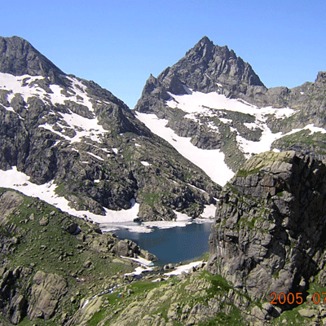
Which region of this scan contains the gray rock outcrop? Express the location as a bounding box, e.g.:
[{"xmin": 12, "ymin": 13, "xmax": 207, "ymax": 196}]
[
  {"xmin": 208, "ymin": 151, "xmax": 326, "ymax": 311},
  {"xmin": 27, "ymin": 271, "xmax": 67, "ymax": 320}
]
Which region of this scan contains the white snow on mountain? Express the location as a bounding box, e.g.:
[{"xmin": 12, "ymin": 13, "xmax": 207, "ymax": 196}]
[
  {"xmin": 0, "ymin": 73, "xmax": 45, "ymax": 103},
  {"xmin": 87, "ymin": 152, "xmax": 104, "ymax": 161},
  {"xmin": 135, "ymin": 112, "xmax": 234, "ymax": 186},
  {"xmin": 200, "ymin": 204, "xmax": 217, "ymax": 218},
  {"xmin": 0, "ymin": 72, "xmax": 109, "ymax": 145},
  {"xmin": 38, "ymin": 111, "xmax": 106, "ymax": 144},
  {"xmin": 0, "ymin": 73, "xmax": 95, "ymax": 111},
  {"xmin": 166, "ymin": 91, "xmax": 295, "ymax": 118},
  {"xmin": 49, "ymin": 77, "xmax": 94, "ymax": 110},
  {"xmin": 0, "ymin": 166, "xmax": 141, "ymax": 225},
  {"xmin": 137, "ymin": 90, "xmax": 324, "ymax": 177},
  {"xmin": 137, "ymin": 91, "xmax": 326, "ymax": 186},
  {"xmin": 0, "ymin": 167, "xmax": 214, "ymax": 233},
  {"xmin": 284, "ymin": 124, "xmax": 326, "ymax": 135},
  {"xmin": 164, "ymin": 261, "xmax": 204, "ymax": 276}
]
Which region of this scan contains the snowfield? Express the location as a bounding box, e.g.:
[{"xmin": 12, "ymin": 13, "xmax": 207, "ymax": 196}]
[
  {"xmin": 164, "ymin": 261, "xmax": 204, "ymax": 276},
  {"xmin": 137, "ymin": 91, "xmax": 326, "ymax": 184},
  {"xmin": 136, "ymin": 112, "xmax": 234, "ymax": 186},
  {"xmin": 166, "ymin": 91, "xmax": 297, "ymax": 161}
]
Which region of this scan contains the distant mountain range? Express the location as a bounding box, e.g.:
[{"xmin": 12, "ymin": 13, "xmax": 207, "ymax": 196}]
[
  {"xmin": 0, "ymin": 36, "xmax": 219, "ymax": 228},
  {"xmin": 135, "ymin": 36, "xmax": 326, "ymax": 174}
]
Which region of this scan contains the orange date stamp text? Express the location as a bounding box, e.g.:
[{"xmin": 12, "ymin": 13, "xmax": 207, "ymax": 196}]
[{"xmin": 270, "ymin": 291, "xmax": 326, "ymax": 305}]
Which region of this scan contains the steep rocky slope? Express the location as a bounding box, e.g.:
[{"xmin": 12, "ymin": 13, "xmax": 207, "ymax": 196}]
[
  {"xmin": 207, "ymin": 151, "xmax": 326, "ymax": 322},
  {"xmin": 0, "ymin": 36, "xmax": 219, "ymax": 225},
  {"xmin": 135, "ymin": 37, "xmax": 326, "ymax": 177},
  {"xmin": 0, "ymin": 188, "xmax": 157, "ymax": 325}
]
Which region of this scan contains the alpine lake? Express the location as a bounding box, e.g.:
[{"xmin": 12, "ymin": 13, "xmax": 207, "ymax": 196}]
[{"xmin": 113, "ymin": 221, "xmax": 213, "ymax": 266}]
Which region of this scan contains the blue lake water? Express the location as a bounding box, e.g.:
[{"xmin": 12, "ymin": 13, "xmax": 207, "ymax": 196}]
[{"xmin": 114, "ymin": 222, "xmax": 213, "ymax": 265}]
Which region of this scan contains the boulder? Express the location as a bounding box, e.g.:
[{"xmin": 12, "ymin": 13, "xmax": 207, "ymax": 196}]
[{"xmin": 27, "ymin": 271, "xmax": 67, "ymax": 320}]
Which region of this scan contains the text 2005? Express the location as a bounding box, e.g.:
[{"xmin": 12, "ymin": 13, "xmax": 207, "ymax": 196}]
[{"xmin": 270, "ymin": 292, "xmax": 303, "ymax": 305}]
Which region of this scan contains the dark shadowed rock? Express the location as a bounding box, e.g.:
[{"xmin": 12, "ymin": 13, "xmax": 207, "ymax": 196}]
[{"xmin": 208, "ymin": 151, "xmax": 326, "ymax": 313}]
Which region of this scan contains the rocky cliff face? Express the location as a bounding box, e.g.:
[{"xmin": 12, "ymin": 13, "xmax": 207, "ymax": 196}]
[
  {"xmin": 208, "ymin": 151, "xmax": 326, "ymax": 313},
  {"xmin": 0, "ymin": 36, "xmax": 219, "ymax": 222}
]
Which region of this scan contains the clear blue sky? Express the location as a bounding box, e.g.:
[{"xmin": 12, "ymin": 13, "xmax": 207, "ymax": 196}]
[{"xmin": 1, "ymin": 1, "xmax": 325, "ymax": 108}]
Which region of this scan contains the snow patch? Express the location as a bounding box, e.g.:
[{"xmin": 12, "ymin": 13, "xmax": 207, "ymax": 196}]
[
  {"xmin": 219, "ymin": 117, "xmax": 232, "ymax": 124},
  {"xmin": 38, "ymin": 123, "xmax": 72, "ymax": 141},
  {"xmin": 123, "ymin": 256, "xmax": 154, "ymax": 276},
  {"xmin": 166, "ymin": 91, "xmax": 257, "ymax": 114},
  {"xmin": 284, "ymin": 124, "xmax": 326, "ymax": 136},
  {"xmin": 121, "ymin": 255, "xmax": 154, "ymax": 267},
  {"xmin": 49, "ymin": 77, "xmax": 94, "ymax": 112},
  {"xmin": 236, "ymin": 126, "xmax": 283, "ymax": 159},
  {"xmin": 87, "ymin": 152, "xmax": 104, "ymax": 161},
  {"xmin": 0, "ymin": 73, "xmax": 46, "ymax": 102},
  {"xmin": 164, "ymin": 261, "xmax": 204, "ymax": 276},
  {"xmin": 0, "ymin": 73, "xmax": 94, "ymax": 114},
  {"xmin": 200, "ymin": 204, "xmax": 216, "ymax": 218},
  {"xmin": 59, "ymin": 112, "xmax": 105, "ymax": 143},
  {"xmin": 173, "ymin": 210, "xmax": 193, "ymax": 222},
  {"xmin": 244, "ymin": 122, "xmax": 260, "ymax": 130},
  {"xmin": 165, "ymin": 91, "xmax": 297, "ymax": 162}
]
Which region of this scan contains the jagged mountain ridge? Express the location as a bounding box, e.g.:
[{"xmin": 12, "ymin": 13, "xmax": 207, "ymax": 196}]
[
  {"xmin": 0, "ymin": 36, "xmax": 220, "ymax": 225},
  {"xmin": 135, "ymin": 36, "xmax": 326, "ymax": 178}
]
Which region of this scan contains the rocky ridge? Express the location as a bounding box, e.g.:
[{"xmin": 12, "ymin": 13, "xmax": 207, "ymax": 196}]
[
  {"xmin": 136, "ymin": 36, "xmax": 266, "ymax": 113},
  {"xmin": 0, "ymin": 36, "xmax": 66, "ymax": 85},
  {"xmin": 0, "ymin": 36, "xmax": 220, "ymax": 223}
]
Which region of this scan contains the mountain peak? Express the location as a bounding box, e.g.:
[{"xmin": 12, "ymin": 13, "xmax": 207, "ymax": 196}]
[
  {"xmin": 195, "ymin": 36, "xmax": 214, "ymax": 47},
  {"xmin": 152, "ymin": 36, "xmax": 265, "ymax": 98},
  {"xmin": 0, "ymin": 36, "xmax": 65, "ymax": 83}
]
